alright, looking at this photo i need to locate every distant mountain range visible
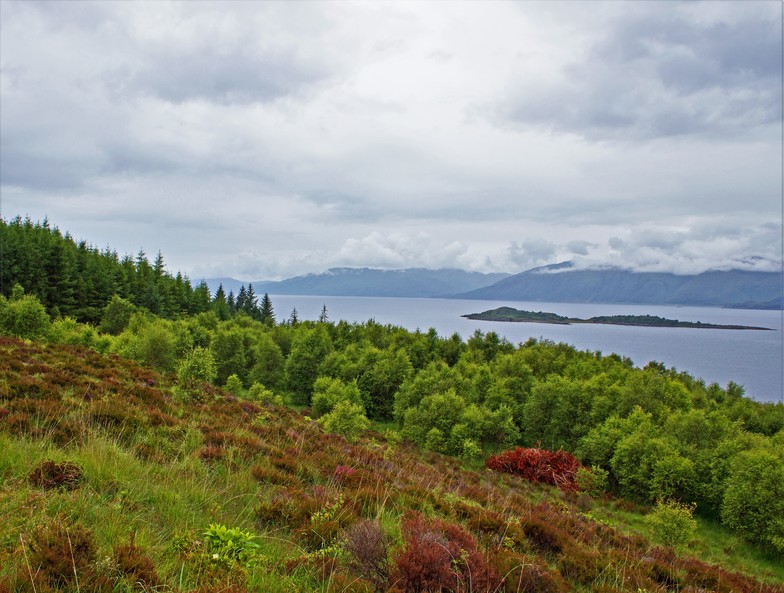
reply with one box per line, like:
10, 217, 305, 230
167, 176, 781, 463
204, 268, 510, 299
455, 263, 783, 309
204, 263, 783, 309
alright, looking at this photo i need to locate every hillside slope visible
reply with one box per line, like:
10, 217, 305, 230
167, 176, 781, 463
206, 268, 510, 298
456, 264, 784, 308
1, 337, 781, 592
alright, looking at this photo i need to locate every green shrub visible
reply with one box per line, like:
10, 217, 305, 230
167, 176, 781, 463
0, 289, 50, 340
225, 373, 244, 395
645, 499, 697, 549
247, 382, 283, 405
203, 523, 263, 569
318, 400, 370, 442
576, 465, 609, 497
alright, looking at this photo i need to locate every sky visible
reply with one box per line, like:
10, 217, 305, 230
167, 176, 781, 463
1, 0, 782, 281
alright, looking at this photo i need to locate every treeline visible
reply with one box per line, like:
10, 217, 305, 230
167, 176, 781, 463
0, 217, 272, 324
2, 219, 783, 555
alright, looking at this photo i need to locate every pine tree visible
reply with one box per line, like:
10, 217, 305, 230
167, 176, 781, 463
259, 293, 275, 325
245, 283, 259, 319
319, 304, 329, 323
212, 284, 230, 320
236, 285, 248, 314
289, 307, 299, 325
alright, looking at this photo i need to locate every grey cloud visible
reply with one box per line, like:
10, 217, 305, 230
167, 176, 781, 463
508, 239, 558, 270
566, 240, 593, 256
131, 48, 330, 105
496, 4, 782, 141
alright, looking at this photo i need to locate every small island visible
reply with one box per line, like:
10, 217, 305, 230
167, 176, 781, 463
462, 307, 773, 330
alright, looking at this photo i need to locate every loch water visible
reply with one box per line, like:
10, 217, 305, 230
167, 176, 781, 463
269, 295, 784, 404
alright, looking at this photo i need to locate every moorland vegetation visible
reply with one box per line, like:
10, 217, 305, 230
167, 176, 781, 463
1, 217, 783, 592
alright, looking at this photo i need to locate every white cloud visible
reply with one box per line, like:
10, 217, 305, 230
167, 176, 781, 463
1, 1, 780, 279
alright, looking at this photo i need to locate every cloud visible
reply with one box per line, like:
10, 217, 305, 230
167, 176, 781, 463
333, 231, 470, 270
493, 3, 782, 141
576, 221, 782, 274
1, 1, 780, 280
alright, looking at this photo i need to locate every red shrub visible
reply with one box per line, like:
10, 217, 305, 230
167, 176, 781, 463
486, 447, 580, 491
392, 512, 498, 593
28, 460, 83, 491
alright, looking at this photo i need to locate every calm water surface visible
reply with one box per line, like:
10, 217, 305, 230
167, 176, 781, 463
270, 295, 784, 404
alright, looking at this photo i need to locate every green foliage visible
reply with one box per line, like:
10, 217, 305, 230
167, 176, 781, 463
318, 400, 370, 441
311, 376, 364, 417
211, 325, 249, 385
285, 325, 332, 405
248, 332, 285, 389
576, 465, 608, 497
177, 346, 218, 387
225, 373, 244, 395
721, 448, 784, 553
203, 523, 263, 568
0, 288, 51, 339
247, 382, 284, 405
98, 294, 136, 335
646, 500, 697, 549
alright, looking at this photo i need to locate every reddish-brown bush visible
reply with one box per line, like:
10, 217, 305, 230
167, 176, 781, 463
26, 519, 96, 589
521, 517, 568, 555
392, 511, 499, 593
489, 551, 570, 593
344, 520, 389, 592
486, 447, 580, 491
558, 543, 602, 585
113, 539, 160, 588
199, 445, 225, 462
28, 460, 83, 491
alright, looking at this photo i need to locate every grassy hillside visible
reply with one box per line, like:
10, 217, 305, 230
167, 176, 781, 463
1, 336, 781, 592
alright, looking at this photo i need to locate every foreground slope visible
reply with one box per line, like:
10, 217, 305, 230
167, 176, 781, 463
1, 337, 781, 592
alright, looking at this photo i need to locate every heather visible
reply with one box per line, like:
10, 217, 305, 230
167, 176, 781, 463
0, 336, 782, 591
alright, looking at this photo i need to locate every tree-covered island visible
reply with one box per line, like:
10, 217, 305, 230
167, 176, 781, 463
462, 306, 773, 330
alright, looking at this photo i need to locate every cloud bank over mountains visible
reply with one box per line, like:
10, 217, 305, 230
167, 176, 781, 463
1, 1, 781, 280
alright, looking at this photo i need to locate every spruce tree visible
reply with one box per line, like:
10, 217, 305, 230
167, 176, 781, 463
259, 293, 275, 325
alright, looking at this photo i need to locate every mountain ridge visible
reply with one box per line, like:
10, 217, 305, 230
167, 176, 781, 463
455, 264, 783, 308
205, 264, 783, 309
205, 267, 510, 298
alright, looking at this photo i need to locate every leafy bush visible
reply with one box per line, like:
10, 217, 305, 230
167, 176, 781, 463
0, 289, 50, 340
247, 382, 283, 405
486, 447, 580, 491
318, 400, 370, 442
224, 373, 243, 394
203, 523, 263, 569
575, 465, 608, 497
311, 376, 363, 417
720, 448, 784, 553
645, 499, 697, 548
177, 347, 217, 388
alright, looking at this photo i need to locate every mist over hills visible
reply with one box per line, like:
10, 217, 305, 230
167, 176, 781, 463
455, 263, 784, 309
205, 263, 783, 309
205, 268, 510, 299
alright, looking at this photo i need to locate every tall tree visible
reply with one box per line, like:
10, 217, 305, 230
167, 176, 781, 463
259, 293, 275, 325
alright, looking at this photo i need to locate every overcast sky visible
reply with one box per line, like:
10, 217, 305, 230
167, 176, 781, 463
1, 1, 782, 280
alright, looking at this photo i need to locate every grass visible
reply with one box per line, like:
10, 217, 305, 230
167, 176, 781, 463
1, 336, 782, 592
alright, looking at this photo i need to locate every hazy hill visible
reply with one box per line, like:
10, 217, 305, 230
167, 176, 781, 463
206, 267, 510, 298
456, 263, 784, 308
